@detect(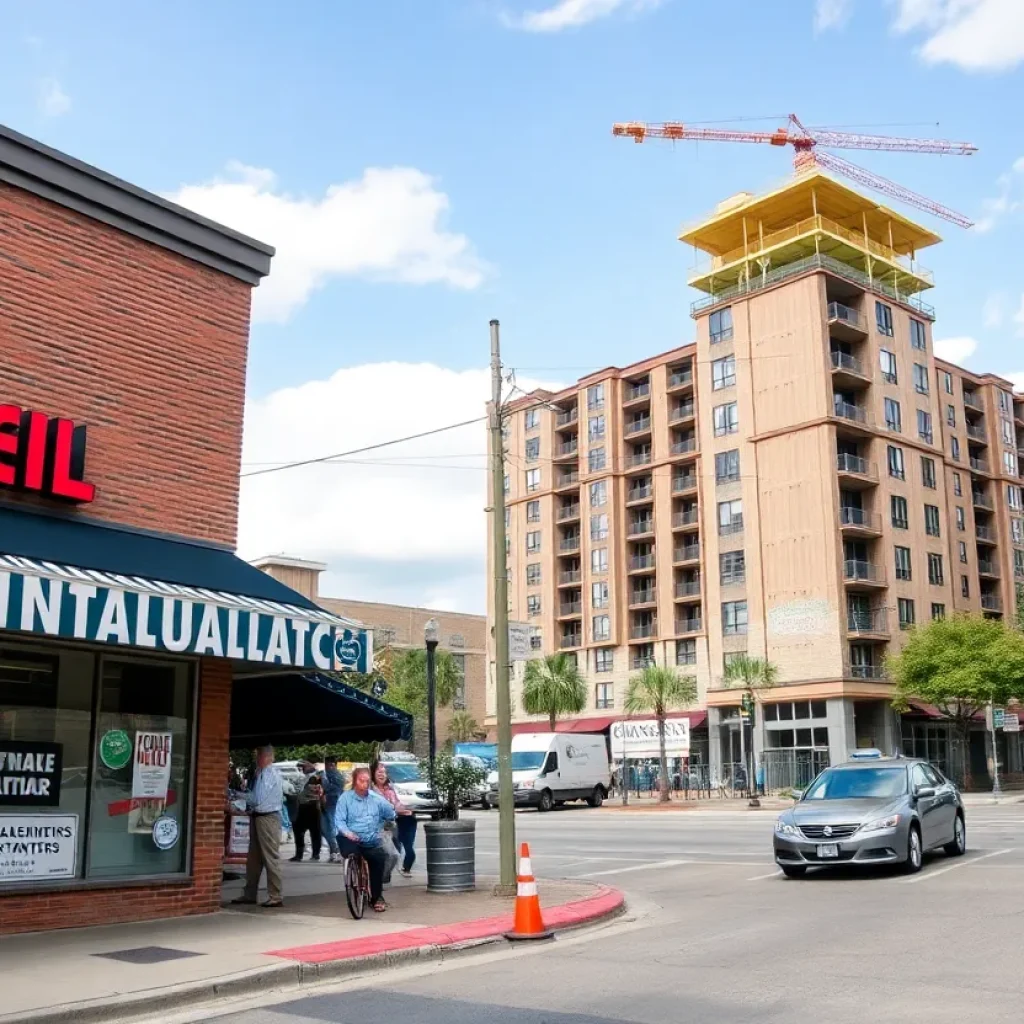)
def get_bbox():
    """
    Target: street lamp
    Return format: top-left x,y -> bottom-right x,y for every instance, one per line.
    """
424,618 -> 440,774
